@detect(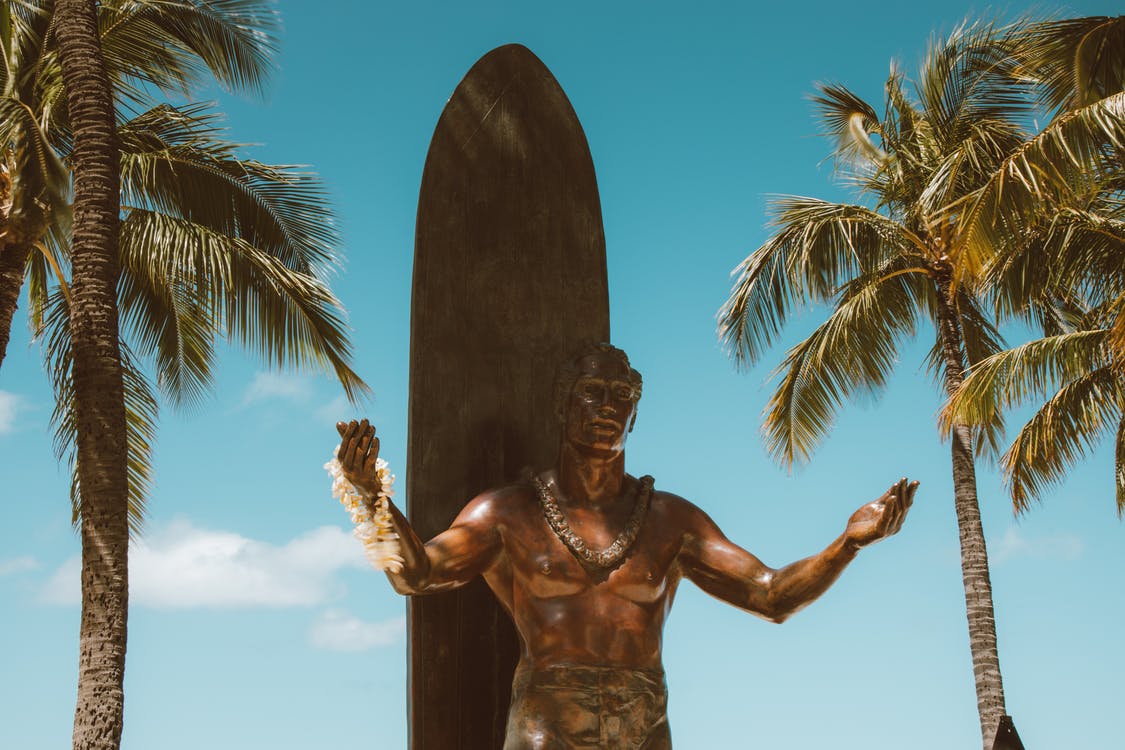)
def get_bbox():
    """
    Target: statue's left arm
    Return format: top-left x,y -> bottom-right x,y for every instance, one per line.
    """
677,478 -> 916,623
